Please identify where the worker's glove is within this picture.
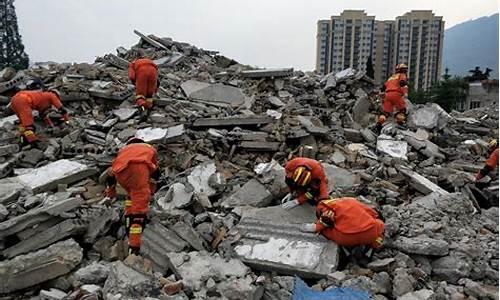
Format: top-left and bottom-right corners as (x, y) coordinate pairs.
(300, 223), (317, 233)
(281, 199), (300, 210)
(105, 186), (117, 199)
(281, 193), (293, 204)
(395, 112), (407, 125)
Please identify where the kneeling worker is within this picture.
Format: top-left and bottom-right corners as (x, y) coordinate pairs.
(281, 157), (330, 209)
(476, 139), (499, 181)
(301, 197), (385, 255)
(105, 137), (161, 255)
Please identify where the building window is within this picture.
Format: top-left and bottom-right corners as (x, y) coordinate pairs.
(470, 101), (481, 109)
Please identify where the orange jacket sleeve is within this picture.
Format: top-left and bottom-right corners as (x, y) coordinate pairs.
(486, 148), (499, 168)
(49, 93), (63, 110)
(128, 61), (136, 82)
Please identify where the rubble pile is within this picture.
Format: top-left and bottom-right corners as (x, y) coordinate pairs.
(0, 30), (497, 300)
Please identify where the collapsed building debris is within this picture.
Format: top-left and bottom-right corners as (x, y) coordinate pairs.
(0, 30), (497, 299)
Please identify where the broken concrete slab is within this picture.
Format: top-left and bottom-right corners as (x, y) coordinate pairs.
(2, 219), (86, 258)
(0, 197), (84, 239)
(0, 239), (83, 294)
(102, 260), (162, 298)
(391, 236), (449, 256)
(334, 68), (356, 82)
(158, 182), (194, 210)
(398, 166), (449, 195)
(239, 141), (280, 152)
(141, 221), (189, 273)
(192, 115), (274, 127)
(135, 124), (185, 143)
(377, 135), (408, 159)
(16, 159), (97, 194)
(181, 80), (247, 108)
(39, 288), (67, 300)
(167, 251), (250, 291)
(234, 204), (339, 279)
(171, 220), (207, 251)
(134, 29), (170, 51)
(0, 71), (25, 94)
(409, 106), (440, 129)
(0, 114), (20, 128)
(113, 107), (137, 121)
(324, 164), (360, 190)
(241, 68), (294, 78)
(102, 53), (130, 70)
(221, 179), (273, 208)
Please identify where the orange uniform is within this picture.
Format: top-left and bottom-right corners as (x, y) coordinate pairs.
(11, 91), (63, 128)
(485, 148), (499, 168)
(110, 143), (158, 252)
(383, 72), (408, 114)
(128, 59), (158, 109)
(284, 158), (329, 204)
(315, 198), (384, 248)
(10, 91), (64, 143)
(477, 148), (499, 180)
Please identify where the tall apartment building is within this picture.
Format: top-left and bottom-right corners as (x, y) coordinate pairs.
(316, 10), (375, 75)
(393, 11), (444, 90)
(316, 10), (444, 91)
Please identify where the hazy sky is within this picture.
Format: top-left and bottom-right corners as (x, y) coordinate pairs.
(15, 0), (498, 71)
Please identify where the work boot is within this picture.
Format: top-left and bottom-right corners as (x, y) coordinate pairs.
(138, 106), (150, 123)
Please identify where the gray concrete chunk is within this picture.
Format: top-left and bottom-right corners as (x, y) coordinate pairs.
(222, 179), (273, 208)
(241, 68), (293, 78)
(168, 251), (250, 291)
(171, 221), (206, 251)
(113, 108), (137, 121)
(103, 261), (161, 298)
(398, 166), (449, 195)
(392, 236), (449, 256)
(0, 239), (83, 294)
(2, 219), (86, 258)
(377, 135), (408, 159)
(0, 144), (19, 157)
(234, 204), (339, 278)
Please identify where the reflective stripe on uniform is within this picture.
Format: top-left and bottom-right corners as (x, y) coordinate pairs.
(301, 172), (311, 186)
(293, 168), (303, 182)
(135, 94), (145, 99)
(375, 237), (384, 245)
(129, 226), (143, 234)
(305, 192), (313, 199)
(125, 200), (132, 207)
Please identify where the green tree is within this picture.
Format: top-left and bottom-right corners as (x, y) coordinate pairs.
(0, 0), (29, 70)
(365, 55), (374, 79)
(428, 72), (468, 112)
(408, 82), (429, 105)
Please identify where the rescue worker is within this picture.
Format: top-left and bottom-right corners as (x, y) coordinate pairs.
(10, 89), (69, 145)
(375, 63), (409, 132)
(105, 137), (160, 255)
(128, 57), (159, 118)
(476, 139), (499, 181)
(281, 157), (329, 209)
(301, 197), (385, 259)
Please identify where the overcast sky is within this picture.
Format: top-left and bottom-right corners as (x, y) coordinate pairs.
(15, 0), (498, 71)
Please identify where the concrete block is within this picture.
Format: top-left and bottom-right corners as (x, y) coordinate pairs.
(181, 80), (247, 107)
(222, 179), (273, 208)
(187, 161), (221, 197)
(0, 72), (25, 93)
(2, 219), (86, 258)
(16, 159), (97, 194)
(398, 289), (435, 300)
(80, 206), (120, 244)
(0, 239), (83, 294)
(334, 68), (355, 82)
(344, 128), (364, 142)
(103, 261), (161, 298)
(102, 53), (130, 70)
(141, 221), (188, 273)
(134, 29), (170, 51)
(167, 251), (250, 291)
(234, 204), (339, 278)
(40, 288), (67, 300)
(72, 261), (110, 285)
(409, 106), (439, 129)
(0, 197), (84, 239)
(377, 135), (408, 159)
(241, 68), (293, 78)
(158, 182), (194, 210)
(0, 114), (19, 128)
(113, 107), (137, 121)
